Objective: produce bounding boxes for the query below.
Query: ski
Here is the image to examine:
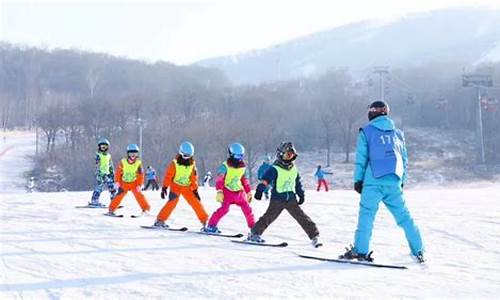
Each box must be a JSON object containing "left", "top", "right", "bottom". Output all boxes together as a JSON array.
[
  {"left": 231, "top": 240, "right": 288, "bottom": 247},
  {"left": 130, "top": 214, "right": 142, "bottom": 218},
  {"left": 297, "top": 254, "right": 408, "bottom": 269},
  {"left": 197, "top": 231, "right": 244, "bottom": 238},
  {"left": 103, "top": 213, "right": 124, "bottom": 218},
  {"left": 140, "top": 225, "right": 188, "bottom": 232},
  {"left": 76, "top": 205, "right": 123, "bottom": 209}
]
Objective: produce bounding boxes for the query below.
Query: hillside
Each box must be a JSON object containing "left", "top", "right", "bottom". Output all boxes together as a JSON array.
[{"left": 196, "top": 7, "right": 500, "bottom": 84}]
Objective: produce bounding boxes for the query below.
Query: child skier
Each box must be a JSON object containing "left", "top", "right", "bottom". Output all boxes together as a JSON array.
[
  {"left": 89, "top": 138, "right": 116, "bottom": 207},
  {"left": 314, "top": 165, "right": 333, "bottom": 192},
  {"left": 257, "top": 156, "right": 272, "bottom": 199},
  {"left": 202, "top": 171, "right": 213, "bottom": 188},
  {"left": 340, "top": 101, "right": 424, "bottom": 263},
  {"left": 152, "top": 141, "right": 209, "bottom": 228},
  {"left": 204, "top": 143, "right": 255, "bottom": 233},
  {"left": 250, "top": 142, "right": 322, "bottom": 248},
  {"left": 143, "top": 166, "right": 159, "bottom": 191},
  {"left": 107, "top": 144, "right": 151, "bottom": 215}
]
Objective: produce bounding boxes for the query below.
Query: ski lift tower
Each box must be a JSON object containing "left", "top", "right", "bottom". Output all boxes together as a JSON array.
[
  {"left": 462, "top": 74, "right": 493, "bottom": 164},
  {"left": 373, "top": 66, "right": 389, "bottom": 101}
]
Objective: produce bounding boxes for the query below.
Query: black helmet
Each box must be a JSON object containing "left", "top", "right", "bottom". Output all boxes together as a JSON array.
[
  {"left": 368, "top": 101, "right": 390, "bottom": 121},
  {"left": 276, "top": 141, "right": 297, "bottom": 164}
]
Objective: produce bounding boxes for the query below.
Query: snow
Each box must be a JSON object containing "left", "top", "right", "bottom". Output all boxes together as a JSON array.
[
  {"left": 1, "top": 185, "right": 500, "bottom": 299},
  {"left": 2, "top": 129, "right": 500, "bottom": 298}
]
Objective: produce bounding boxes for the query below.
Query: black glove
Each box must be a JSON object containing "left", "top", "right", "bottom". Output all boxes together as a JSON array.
[
  {"left": 160, "top": 186, "right": 168, "bottom": 199},
  {"left": 297, "top": 196, "right": 305, "bottom": 205},
  {"left": 254, "top": 183, "right": 265, "bottom": 200},
  {"left": 354, "top": 181, "right": 363, "bottom": 194},
  {"left": 193, "top": 189, "right": 201, "bottom": 201}
]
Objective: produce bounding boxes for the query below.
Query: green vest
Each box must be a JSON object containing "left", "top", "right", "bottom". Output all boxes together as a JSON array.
[
  {"left": 121, "top": 158, "right": 141, "bottom": 183},
  {"left": 173, "top": 160, "right": 194, "bottom": 186},
  {"left": 97, "top": 152, "right": 112, "bottom": 175},
  {"left": 223, "top": 162, "right": 246, "bottom": 192},
  {"left": 274, "top": 165, "right": 298, "bottom": 193}
]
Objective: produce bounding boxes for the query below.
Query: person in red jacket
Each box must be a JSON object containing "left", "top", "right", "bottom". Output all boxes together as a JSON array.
[
  {"left": 106, "top": 144, "right": 150, "bottom": 216},
  {"left": 152, "top": 141, "right": 208, "bottom": 228}
]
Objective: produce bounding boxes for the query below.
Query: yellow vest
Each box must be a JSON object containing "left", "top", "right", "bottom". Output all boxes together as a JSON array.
[
  {"left": 223, "top": 162, "right": 246, "bottom": 192},
  {"left": 121, "top": 158, "right": 141, "bottom": 183},
  {"left": 97, "top": 152, "right": 112, "bottom": 175},
  {"left": 274, "top": 165, "right": 298, "bottom": 193},
  {"left": 173, "top": 160, "right": 194, "bottom": 186}
]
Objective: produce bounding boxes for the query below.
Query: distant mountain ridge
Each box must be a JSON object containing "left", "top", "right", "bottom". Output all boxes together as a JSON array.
[{"left": 195, "top": 7, "right": 500, "bottom": 84}]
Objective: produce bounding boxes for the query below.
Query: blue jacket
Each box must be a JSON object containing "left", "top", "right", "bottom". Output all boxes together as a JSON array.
[
  {"left": 314, "top": 169, "right": 332, "bottom": 180},
  {"left": 354, "top": 116, "right": 408, "bottom": 186},
  {"left": 145, "top": 169, "right": 157, "bottom": 180},
  {"left": 257, "top": 162, "right": 271, "bottom": 180}
]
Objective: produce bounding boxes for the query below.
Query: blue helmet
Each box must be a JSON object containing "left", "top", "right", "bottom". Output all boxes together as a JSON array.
[
  {"left": 228, "top": 143, "right": 245, "bottom": 160},
  {"left": 126, "top": 143, "right": 140, "bottom": 153},
  {"left": 179, "top": 141, "right": 194, "bottom": 158},
  {"left": 97, "top": 138, "right": 110, "bottom": 146}
]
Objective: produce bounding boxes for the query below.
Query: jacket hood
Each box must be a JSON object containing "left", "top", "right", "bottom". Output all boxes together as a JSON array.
[{"left": 369, "top": 116, "right": 395, "bottom": 131}]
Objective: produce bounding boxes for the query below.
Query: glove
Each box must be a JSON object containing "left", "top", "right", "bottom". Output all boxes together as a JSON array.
[
  {"left": 297, "top": 196, "right": 305, "bottom": 205},
  {"left": 254, "top": 183, "right": 265, "bottom": 200},
  {"left": 354, "top": 181, "right": 363, "bottom": 194},
  {"left": 247, "top": 193, "right": 253, "bottom": 203},
  {"left": 216, "top": 190, "right": 224, "bottom": 203},
  {"left": 193, "top": 189, "right": 201, "bottom": 201},
  {"left": 160, "top": 186, "right": 168, "bottom": 199},
  {"left": 135, "top": 186, "right": 142, "bottom": 193}
]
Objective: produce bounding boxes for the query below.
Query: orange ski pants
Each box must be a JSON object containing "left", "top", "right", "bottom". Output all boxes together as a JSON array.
[
  {"left": 156, "top": 184, "right": 208, "bottom": 224},
  {"left": 109, "top": 182, "right": 150, "bottom": 212}
]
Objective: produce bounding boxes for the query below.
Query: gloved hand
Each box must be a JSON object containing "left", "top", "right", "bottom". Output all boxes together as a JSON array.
[
  {"left": 354, "top": 181, "right": 363, "bottom": 194},
  {"left": 254, "top": 183, "right": 265, "bottom": 200},
  {"left": 216, "top": 190, "right": 224, "bottom": 203},
  {"left": 247, "top": 193, "right": 253, "bottom": 203},
  {"left": 135, "top": 186, "right": 142, "bottom": 193},
  {"left": 114, "top": 183, "right": 120, "bottom": 191},
  {"left": 193, "top": 189, "right": 201, "bottom": 201},
  {"left": 297, "top": 196, "right": 305, "bottom": 205},
  {"left": 160, "top": 186, "right": 168, "bottom": 199}
]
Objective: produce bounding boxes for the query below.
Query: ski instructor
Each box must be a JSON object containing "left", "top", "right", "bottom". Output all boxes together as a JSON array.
[{"left": 340, "top": 100, "right": 425, "bottom": 263}]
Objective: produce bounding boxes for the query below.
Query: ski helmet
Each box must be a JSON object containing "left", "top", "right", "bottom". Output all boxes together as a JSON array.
[
  {"left": 276, "top": 141, "right": 297, "bottom": 163},
  {"left": 228, "top": 142, "right": 245, "bottom": 160},
  {"left": 97, "top": 138, "right": 110, "bottom": 147},
  {"left": 126, "top": 143, "right": 140, "bottom": 153},
  {"left": 368, "top": 100, "right": 390, "bottom": 121},
  {"left": 179, "top": 141, "right": 195, "bottom": 158}
]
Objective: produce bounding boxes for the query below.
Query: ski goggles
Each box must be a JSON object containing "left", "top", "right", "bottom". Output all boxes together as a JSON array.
[
  {"left": 128, "top": 151, "right": 139, "bottom": 157},
  {"left": 180, "top": 153, "right": 193, "bottom": 159},
  {"left": 232, "top": 153, "right": 244, "bottom": 160}
]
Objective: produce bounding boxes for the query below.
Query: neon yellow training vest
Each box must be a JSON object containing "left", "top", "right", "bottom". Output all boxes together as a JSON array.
[
  {"left": 121, "top": 158, "right": 141, "bottom": 183},
  {"left": 274, "top": 165, "right": 298, "bottom": 193},
  {"left": 223, "top": 162, "right": 246, "bottom": 192},
  {"left": 173, "top": 160, "right": 195, "bottom": 186},
  {"left": 97, "top": 152, "right": 112, "bottom": 175}
]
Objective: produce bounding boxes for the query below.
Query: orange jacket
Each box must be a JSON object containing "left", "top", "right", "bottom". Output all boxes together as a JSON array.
[
  {"left": 115, "top": 158, "right": 145, "bottom": 186},
  {"left": 162, "top": 158, "right": 198, "bottom": 191}
]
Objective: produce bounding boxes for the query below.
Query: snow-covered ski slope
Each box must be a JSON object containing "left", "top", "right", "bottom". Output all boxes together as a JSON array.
[
  {"left": 0, "top": 131, "right": 35, "bottom": 193},
  {"left": 1, "top": 186, "right": 500, "bottom": 299}
]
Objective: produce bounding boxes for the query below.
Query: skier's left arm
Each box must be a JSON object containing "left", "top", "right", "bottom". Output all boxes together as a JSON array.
[
  {"left": 189, "top": 165, "right": 199, "bottom": 191},
  {"left": 400, "top": 130, "right": 408, "bottom": 185},
  {"left": 295, "top": 173, "right": 305, "bottom": 203},
  {"left": 241, "top": 169, "right": 251, "bottom": 194},
  {"left": 136, "top": 163, "right": 145, "bottom": 186}
]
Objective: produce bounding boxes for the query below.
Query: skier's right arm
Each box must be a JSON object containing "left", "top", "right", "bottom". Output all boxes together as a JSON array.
[
  {"left": 353, "top": 131, "right": 368, "bottom": 183},
  {"left": 162, "top": 162, "right": 176, "bottom": 190},
  {"left": 255, "top": 168, "right": 276, "bottom": 200},
  {"left": 215, "top": 164, "right": 227, "bottom": 191}
]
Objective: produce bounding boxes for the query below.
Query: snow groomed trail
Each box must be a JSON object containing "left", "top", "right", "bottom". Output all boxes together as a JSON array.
[
  {"left": 0, "top": 131, "right": 36, "bottom": 193},
  {"left": 1, "top": 186, "right": 500, "bottom": 299}
]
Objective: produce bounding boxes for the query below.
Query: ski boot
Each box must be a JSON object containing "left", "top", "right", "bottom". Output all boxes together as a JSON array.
[
  {"left": 104, "top": 210, "right": 117, "bottom": 217},
  {"left": 311, "top": 236, "right": 323, "bottom": 248},
  {"left": 153, "top": 220, "right": 169, "bottom": 229},
  {"left": 203, "top": 225, "right": 221, "bottom": 234},
  {"left": 339, "top": 244, "right": 374, "bottom": 262},
  {"left": 414, "top": 251, "right": 425, "bottom": 263},
  {"left": 247, "top": 232, "right": 265, "bottom": 243}
]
